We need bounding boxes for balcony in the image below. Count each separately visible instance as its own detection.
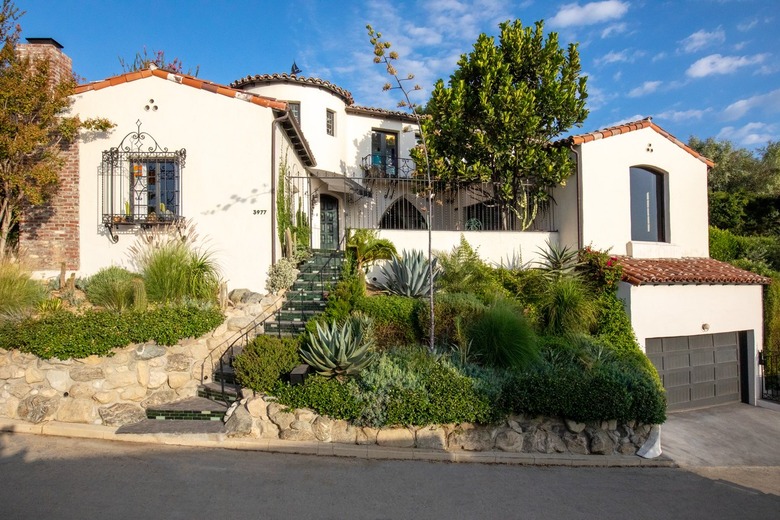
[361,153,416,178]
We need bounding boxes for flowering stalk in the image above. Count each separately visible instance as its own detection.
[367,25,435,352]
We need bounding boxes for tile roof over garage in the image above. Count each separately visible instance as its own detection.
[563,117,715,167]
[620,257,770,286]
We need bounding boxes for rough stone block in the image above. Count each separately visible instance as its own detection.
[92,390,118,404]
[25,366,45,384]
[225,405,254,438]
[167,371,191,389]
[356,427,378,445]
[99,403,145,427]
[56,398,96,424]
[67,382,95,399]
[590,430,617,455]
[134,343,166,360]
[312,416,332,442]
[166,353,192,372]
[70,367,105,382]
[136,361,149,387]
[449,428,494,452]
[377,427,415,448]
[45,370,71,392]
[268,402,295,430]
[495,428,524,452]
[416,426,448,450]
[9,382,31,399]
[565,418,586,433]
[120,386,147,401]
[245,396,269,419]
[148,369,168,389]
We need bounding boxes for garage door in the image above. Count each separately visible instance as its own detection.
[646,332,744,411]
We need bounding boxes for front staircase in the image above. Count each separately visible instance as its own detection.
[116,249,344,435]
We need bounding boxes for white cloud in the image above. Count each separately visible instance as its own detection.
[406,25,443,46]
[723,88,780,120]
[652,52,667,63]
[679,27,726,53]
[717,122,777,147]
[601,23,627,38]
[737,18,758,32]
[549,1,629,28]
[655,109,709,123]
[628,80,662,98]
[686,53,769,77]
[596,48,644,66]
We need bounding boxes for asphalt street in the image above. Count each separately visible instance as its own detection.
[1,433,777,520]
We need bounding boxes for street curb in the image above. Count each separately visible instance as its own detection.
[0,418,677,468]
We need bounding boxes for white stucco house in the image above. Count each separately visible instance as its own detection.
[18,39,768,411]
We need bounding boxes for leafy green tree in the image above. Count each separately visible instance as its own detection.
[0,0,112,258]
[346,228,397,274]
[416,19,588,230]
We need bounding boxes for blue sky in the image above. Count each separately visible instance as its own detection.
[16,0,780,149]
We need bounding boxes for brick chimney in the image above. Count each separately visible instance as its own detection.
[16,38,80,271]
[16,37,73,84]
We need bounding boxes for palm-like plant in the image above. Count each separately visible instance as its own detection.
[536,241,581,281]
[347,229,397,273]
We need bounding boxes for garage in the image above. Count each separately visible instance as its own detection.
[646,332,749,411]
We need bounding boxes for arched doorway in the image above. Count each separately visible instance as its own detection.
[319,194,339,250]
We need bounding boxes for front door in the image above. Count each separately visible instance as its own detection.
[320,195,339,250]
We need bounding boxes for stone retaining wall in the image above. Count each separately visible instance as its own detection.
[0,294,284,426]
[224,394,652,456]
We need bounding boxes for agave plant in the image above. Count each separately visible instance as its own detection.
[300,314,376,379]
[377,249,439,298]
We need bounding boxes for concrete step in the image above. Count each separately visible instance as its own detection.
[145,397,228,421]
[198,382,241,403]
[115,419,227,435]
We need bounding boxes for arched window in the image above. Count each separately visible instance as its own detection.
[630,166,666,242]
[380,197,426,230]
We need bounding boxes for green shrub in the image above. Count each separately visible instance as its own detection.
[347,229,397,273]
[84,266,138,311]
[0,304,224,360]
[499,363,665,425]
[436,235,506,301]
[0,261,45,323]
[354,295,422,349]
[417,292,486,348]
[273,376,362,421]
[709,226,744,262]
[538,277,598,336]
[504,334,666,424]
[594,292,638,351]
[233,335,301,393]
[377,249,439,298]
[467,298,538,369]
[301,315,376,378]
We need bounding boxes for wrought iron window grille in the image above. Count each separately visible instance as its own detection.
[100,120,186,242]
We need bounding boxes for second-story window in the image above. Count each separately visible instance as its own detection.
[326,109,335,136]
[289,102,301,124]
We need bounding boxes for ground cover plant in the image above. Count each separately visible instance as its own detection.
[0,303,224,359]
[0,260,45,323]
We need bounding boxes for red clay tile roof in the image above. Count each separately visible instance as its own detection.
[231,73,355,105]
[563,117,715,167]
[620,257,770,286]
[346,105,420,123]
[74,66,288,111]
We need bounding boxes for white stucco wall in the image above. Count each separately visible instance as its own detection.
[242,82,349,175]
[559,127,710,258]
[344,111,418,178]
[619,282,764,403]
[70,76,287,292]
[377,230,556,265]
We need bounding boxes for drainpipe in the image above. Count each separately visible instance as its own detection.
[270,111,291,265]
[569,144,583,249]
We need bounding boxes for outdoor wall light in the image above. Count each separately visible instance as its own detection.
[702,323,710,331]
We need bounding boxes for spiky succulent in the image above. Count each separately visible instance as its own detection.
[300,315,376,378]
[376,249,439,297]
